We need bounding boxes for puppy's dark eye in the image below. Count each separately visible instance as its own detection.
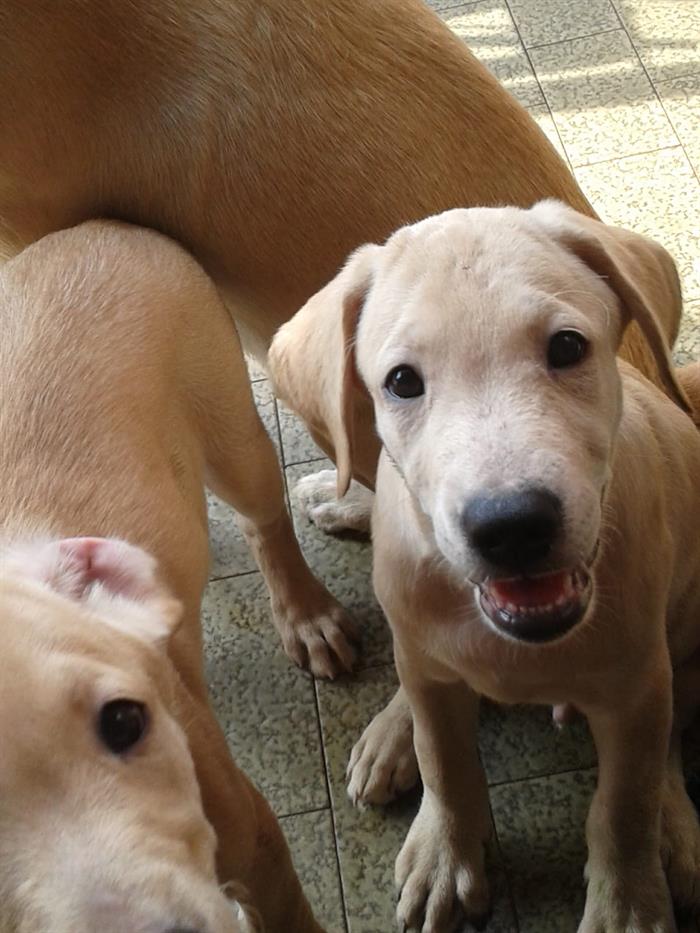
[385,365,424,399]
[548,330,588,369]
[98,699,148,754]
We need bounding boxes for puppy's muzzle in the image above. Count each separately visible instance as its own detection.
[462,486,562,573]
[463,487,593,642]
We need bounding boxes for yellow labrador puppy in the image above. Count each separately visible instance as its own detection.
[0,223,323,933]
[271,202,700,932]
[0,0,680,679]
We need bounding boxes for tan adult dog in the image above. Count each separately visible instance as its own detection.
[0,223,323,933]
[0,0,679,678]
[270,201,700,932]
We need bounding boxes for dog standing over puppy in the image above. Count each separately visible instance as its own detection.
[271,202,700,932]
[0,222,323,932]
[0,0,679,681]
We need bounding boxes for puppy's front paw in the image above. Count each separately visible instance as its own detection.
[294,470,373,535]
[579,862,675,933]
[396,805,491,932]
[347,701,418,806]
[274,589,361,680]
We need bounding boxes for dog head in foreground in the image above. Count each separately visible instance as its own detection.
[0,536,255,933]
[271,200,690,644]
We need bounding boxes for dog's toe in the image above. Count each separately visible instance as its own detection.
[277,598,360,680]
[347,709,418,806]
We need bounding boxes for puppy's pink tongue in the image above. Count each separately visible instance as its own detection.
[489,570,570,608]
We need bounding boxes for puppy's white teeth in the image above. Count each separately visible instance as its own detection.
[505,602,518,614]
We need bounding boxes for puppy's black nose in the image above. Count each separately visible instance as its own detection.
[462,488,562,571]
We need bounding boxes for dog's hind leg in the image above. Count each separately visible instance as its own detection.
[194,300,360,679]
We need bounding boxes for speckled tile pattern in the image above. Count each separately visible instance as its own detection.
[676,299,700,365]
[480,702,596,785]
[491,770,597,933]
[508,0,619,48]
[280,809,347,933]
[438,0,544,107]
[277,400,325,466]
[614,0,700,83]
[575,147,700,300]
[203,575,328,816]
[200,3,700,929]
[529,30,677,167]
[656,72,700,175]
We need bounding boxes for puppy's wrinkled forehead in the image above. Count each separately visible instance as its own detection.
[360,207,612,354]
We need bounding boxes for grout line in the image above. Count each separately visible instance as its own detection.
[526,25,621,52]
[572,142,685,171]
[503,0,573,169]
[312,678,351,933]
[430,0,488,16]
[655,69,700,88]
[488,763,598,790]
[488,801,521,932]
[208,567,260,584]
[284,454,327,470]
[278,803,334,821]
[608,0,700,187]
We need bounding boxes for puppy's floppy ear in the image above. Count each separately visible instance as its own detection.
[269,244,380,497]
[4,536,182,645]
[530,200,690,413]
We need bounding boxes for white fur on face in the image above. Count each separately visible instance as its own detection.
[356,208,623,580]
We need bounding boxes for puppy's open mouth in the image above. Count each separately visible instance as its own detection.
[478,566,592,643]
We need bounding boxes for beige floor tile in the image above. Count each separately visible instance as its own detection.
[676,298,700,364]
[508,0,618,48]
[280,809,346,933]
[481,701,596,784]
[316,667,518,933]
[202,574,329,816]
[657,71,700,175]
[615,0,700,83]
[277,400,325,466]
[207,491,257,580]
[530,29,677,166]
[491,769,597,933]
[245,353,267,382]
[439,0,544,106]
[575,146,700,300]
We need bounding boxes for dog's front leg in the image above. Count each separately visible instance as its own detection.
[580,664,675,933]
[395,644,491,933]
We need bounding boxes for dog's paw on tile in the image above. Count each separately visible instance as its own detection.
[294,470,373,536]
[347,693,418,807]
[274,592,361,680]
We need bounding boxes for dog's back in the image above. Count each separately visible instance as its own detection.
[0,222,237,615]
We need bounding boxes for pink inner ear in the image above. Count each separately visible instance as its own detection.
[56,537,159,600]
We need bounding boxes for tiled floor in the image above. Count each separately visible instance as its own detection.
[201,2,700,931]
